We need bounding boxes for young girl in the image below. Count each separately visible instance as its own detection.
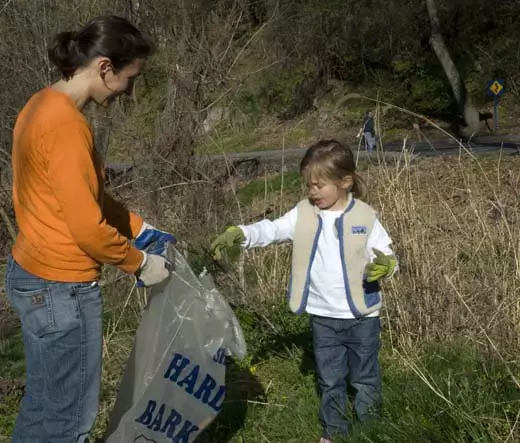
[211,139,397,442]
[6,15,173,442]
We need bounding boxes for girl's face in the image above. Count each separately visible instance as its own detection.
[306,174,353,211]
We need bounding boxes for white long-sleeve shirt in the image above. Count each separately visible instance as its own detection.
[239,205,394,318]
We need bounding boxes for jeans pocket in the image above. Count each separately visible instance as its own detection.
[11,287,55,337]
[72,283,102,316]
[73,282,101,300]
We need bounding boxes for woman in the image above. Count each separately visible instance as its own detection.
[6,15,172,442]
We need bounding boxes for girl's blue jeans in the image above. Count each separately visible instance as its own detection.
[311,315,382,439]
[5,255,103,443]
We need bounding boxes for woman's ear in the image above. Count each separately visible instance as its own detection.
[96,57,113,79]
[340,175,354,190]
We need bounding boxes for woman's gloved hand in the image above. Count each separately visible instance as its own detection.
[135,222,176,256]
[135,252,171,287]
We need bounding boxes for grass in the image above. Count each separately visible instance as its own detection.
[0,332,24,441]
[235,170,302,207]
[196,91,370,156]
[200,314,520,443]
[4,303,518,443]
[198,125,319,155]
[199,131,270,155]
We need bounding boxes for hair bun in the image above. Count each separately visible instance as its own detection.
[47,16,154,80]
[48,31,82,79]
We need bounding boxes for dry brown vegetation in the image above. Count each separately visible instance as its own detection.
[211,152,520,356]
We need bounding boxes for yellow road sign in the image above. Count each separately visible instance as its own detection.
[489,80,504,96]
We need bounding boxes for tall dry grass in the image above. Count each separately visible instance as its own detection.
[374,153,520,354]
[213,149,520,359]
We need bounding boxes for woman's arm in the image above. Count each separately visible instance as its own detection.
[46,121,143,274]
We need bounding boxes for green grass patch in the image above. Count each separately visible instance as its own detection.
[198,131,275,155]
[283,126,315,147]
[235,171,302,207]
[201,306,520,443]
[0,332,24,377]
[0,332,25,438]
[2,300,519,443]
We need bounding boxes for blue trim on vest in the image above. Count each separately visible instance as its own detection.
[294,215,323,314]
[337,199,363,318]
[344,197,356,214]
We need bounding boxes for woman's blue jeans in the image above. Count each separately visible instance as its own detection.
[5,256,103,443]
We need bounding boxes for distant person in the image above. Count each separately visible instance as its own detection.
[6,15,174,442]
[357,111,376,152]
[211,139,398,443]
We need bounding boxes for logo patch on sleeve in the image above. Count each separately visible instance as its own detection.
[351,226,367,234]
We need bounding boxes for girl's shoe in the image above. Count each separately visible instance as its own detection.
[319,439,332,443]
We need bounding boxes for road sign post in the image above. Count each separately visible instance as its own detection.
[486,79,505,131]
[494,96,498,131]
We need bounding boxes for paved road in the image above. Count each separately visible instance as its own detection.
[105,134,520,182]
[204,134,520,162]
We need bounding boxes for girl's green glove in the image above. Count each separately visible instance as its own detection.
[365,248,397,283]
[210,226,245,260]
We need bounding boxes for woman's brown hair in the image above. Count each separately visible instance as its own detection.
[48,15,154,80]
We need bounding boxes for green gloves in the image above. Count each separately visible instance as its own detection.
[210,226,245,260]
[365,248,397,283]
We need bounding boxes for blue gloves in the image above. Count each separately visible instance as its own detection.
[135,222,176,256]
[135,222,176,287]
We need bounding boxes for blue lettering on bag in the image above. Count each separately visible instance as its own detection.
[163,353,226,412]
[135,400,199,442]
[213,347,227,365]
[352,226,367,234]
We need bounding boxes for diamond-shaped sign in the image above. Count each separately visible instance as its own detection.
[487,79,505,97]
[490,81,503,95]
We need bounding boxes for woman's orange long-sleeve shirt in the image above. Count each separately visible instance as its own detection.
[11,87,144,282]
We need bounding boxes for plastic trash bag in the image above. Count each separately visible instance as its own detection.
[104,245,246,443]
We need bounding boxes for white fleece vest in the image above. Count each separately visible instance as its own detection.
[287,195,382,317]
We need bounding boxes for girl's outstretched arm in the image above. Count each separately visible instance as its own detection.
[239,206,298,248]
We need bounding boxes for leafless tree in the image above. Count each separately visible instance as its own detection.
[426,0,481,136]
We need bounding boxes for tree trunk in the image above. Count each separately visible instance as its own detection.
[126,0,141,24]
[426,0,480,134]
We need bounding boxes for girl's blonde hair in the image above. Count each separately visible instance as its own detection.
[300,139,368,201]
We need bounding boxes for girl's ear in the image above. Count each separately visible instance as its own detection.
[340,175,354,190]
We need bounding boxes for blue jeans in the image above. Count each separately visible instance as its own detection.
[5,256,103,442]
[312,315,381,439]
[364,132,376,152]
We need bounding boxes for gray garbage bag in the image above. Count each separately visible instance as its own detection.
[104,246,246,443]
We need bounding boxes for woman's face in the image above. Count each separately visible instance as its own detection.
[90,57,146,107]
